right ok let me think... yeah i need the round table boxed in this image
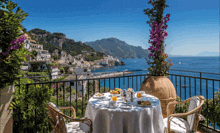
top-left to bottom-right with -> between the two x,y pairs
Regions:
85,93 -> 165,133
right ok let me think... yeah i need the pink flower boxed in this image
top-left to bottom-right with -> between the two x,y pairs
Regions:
153,21 -> 158,25
153,48 -> 159,51
2,52 -> 9,55
163,25 -> 168,29
156,45 -> 160,49
166,14 -> 170,18
148,53 -> 154,57
148,46 -> 154,50
156,41 -> 161,45
8,46 -> 14,50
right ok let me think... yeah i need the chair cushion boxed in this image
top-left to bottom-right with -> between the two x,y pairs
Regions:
66,122 -> 90,133
187,96 -> 200,131
49,102 -> 68,132
163,117 -> 190,133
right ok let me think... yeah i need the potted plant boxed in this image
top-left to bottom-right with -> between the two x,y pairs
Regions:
140,0 -> 176,118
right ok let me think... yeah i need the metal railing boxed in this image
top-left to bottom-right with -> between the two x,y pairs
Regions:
14,69 -> 220,132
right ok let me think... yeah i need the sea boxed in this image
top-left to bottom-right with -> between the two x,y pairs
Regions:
91,56 -> 220,129
91,57 -> 220,100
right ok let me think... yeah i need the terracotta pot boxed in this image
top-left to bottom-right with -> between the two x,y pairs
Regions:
140,76 -> 176,118
0,85 -> 15,133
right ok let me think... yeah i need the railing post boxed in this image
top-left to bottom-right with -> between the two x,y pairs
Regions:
123,71 -> 125,89
200,72 -> 202,95
76,75 -> 78,115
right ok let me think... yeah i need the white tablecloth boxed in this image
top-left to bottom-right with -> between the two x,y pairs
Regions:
85,93 -> 165,133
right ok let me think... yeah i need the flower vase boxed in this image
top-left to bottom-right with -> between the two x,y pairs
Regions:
140,76 -> 176,118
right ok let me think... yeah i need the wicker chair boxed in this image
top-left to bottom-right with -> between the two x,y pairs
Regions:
46,102 -> 92,133
163,95 -> 205,133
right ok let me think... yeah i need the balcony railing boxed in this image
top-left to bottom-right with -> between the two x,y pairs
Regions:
14,69 -> 220,132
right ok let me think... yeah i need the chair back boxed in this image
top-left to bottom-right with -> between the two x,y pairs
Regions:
187,96 -> 200,131
47,102 -> 67,133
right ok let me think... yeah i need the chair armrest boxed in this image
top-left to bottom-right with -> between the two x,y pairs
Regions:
167,97 -> 191,116
58,106 -> 76,118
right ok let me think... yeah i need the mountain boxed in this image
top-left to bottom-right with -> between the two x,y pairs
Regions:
27,28 -> 105,58
84,37 -> 150,59
197,51 -> 219,56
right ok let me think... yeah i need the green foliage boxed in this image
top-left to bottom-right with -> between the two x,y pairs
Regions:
27,72 -> 48,76
63,65 -> 69,74
11,84 -> 53,132
59,66 -> 65,74
51,55 -> 59,60
29,62 -> 46,72
175,93 -> 220,127
29,28 -> 47,34
0,1 -> 30,89
84,53 -> 104,61
13,77 -> 35,85
201,90 -> 220,127
31,50 -> 38,57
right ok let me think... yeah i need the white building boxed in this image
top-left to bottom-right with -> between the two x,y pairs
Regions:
51,66 -> 61,79
36,50 -> 51,61
24,40 -> 43,52
20,62 -> 31,71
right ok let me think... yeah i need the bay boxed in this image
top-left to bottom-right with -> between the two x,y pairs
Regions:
91,57 -> 220,100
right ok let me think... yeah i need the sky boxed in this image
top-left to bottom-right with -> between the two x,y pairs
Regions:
11,0 -> 219,56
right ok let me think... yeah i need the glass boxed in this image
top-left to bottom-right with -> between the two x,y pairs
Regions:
112,96 -> 117,101
137,93 -> 141,98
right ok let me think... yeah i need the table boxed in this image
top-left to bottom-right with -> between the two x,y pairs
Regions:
85,93 -> 165,133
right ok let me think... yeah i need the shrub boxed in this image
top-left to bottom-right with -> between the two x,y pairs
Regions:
0,1 -> 30,89
11,84 -> 53,132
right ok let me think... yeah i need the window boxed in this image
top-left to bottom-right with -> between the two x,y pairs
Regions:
84,69 -> 87,72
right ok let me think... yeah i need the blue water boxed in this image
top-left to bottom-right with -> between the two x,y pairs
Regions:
92,57 -> 220,98
91,57 -> 220,129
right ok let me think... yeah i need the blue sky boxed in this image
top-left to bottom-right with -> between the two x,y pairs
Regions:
12,0 -> 219,56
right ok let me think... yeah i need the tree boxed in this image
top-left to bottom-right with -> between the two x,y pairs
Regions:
31,49 -> 38,59
0,1 -> 30,89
